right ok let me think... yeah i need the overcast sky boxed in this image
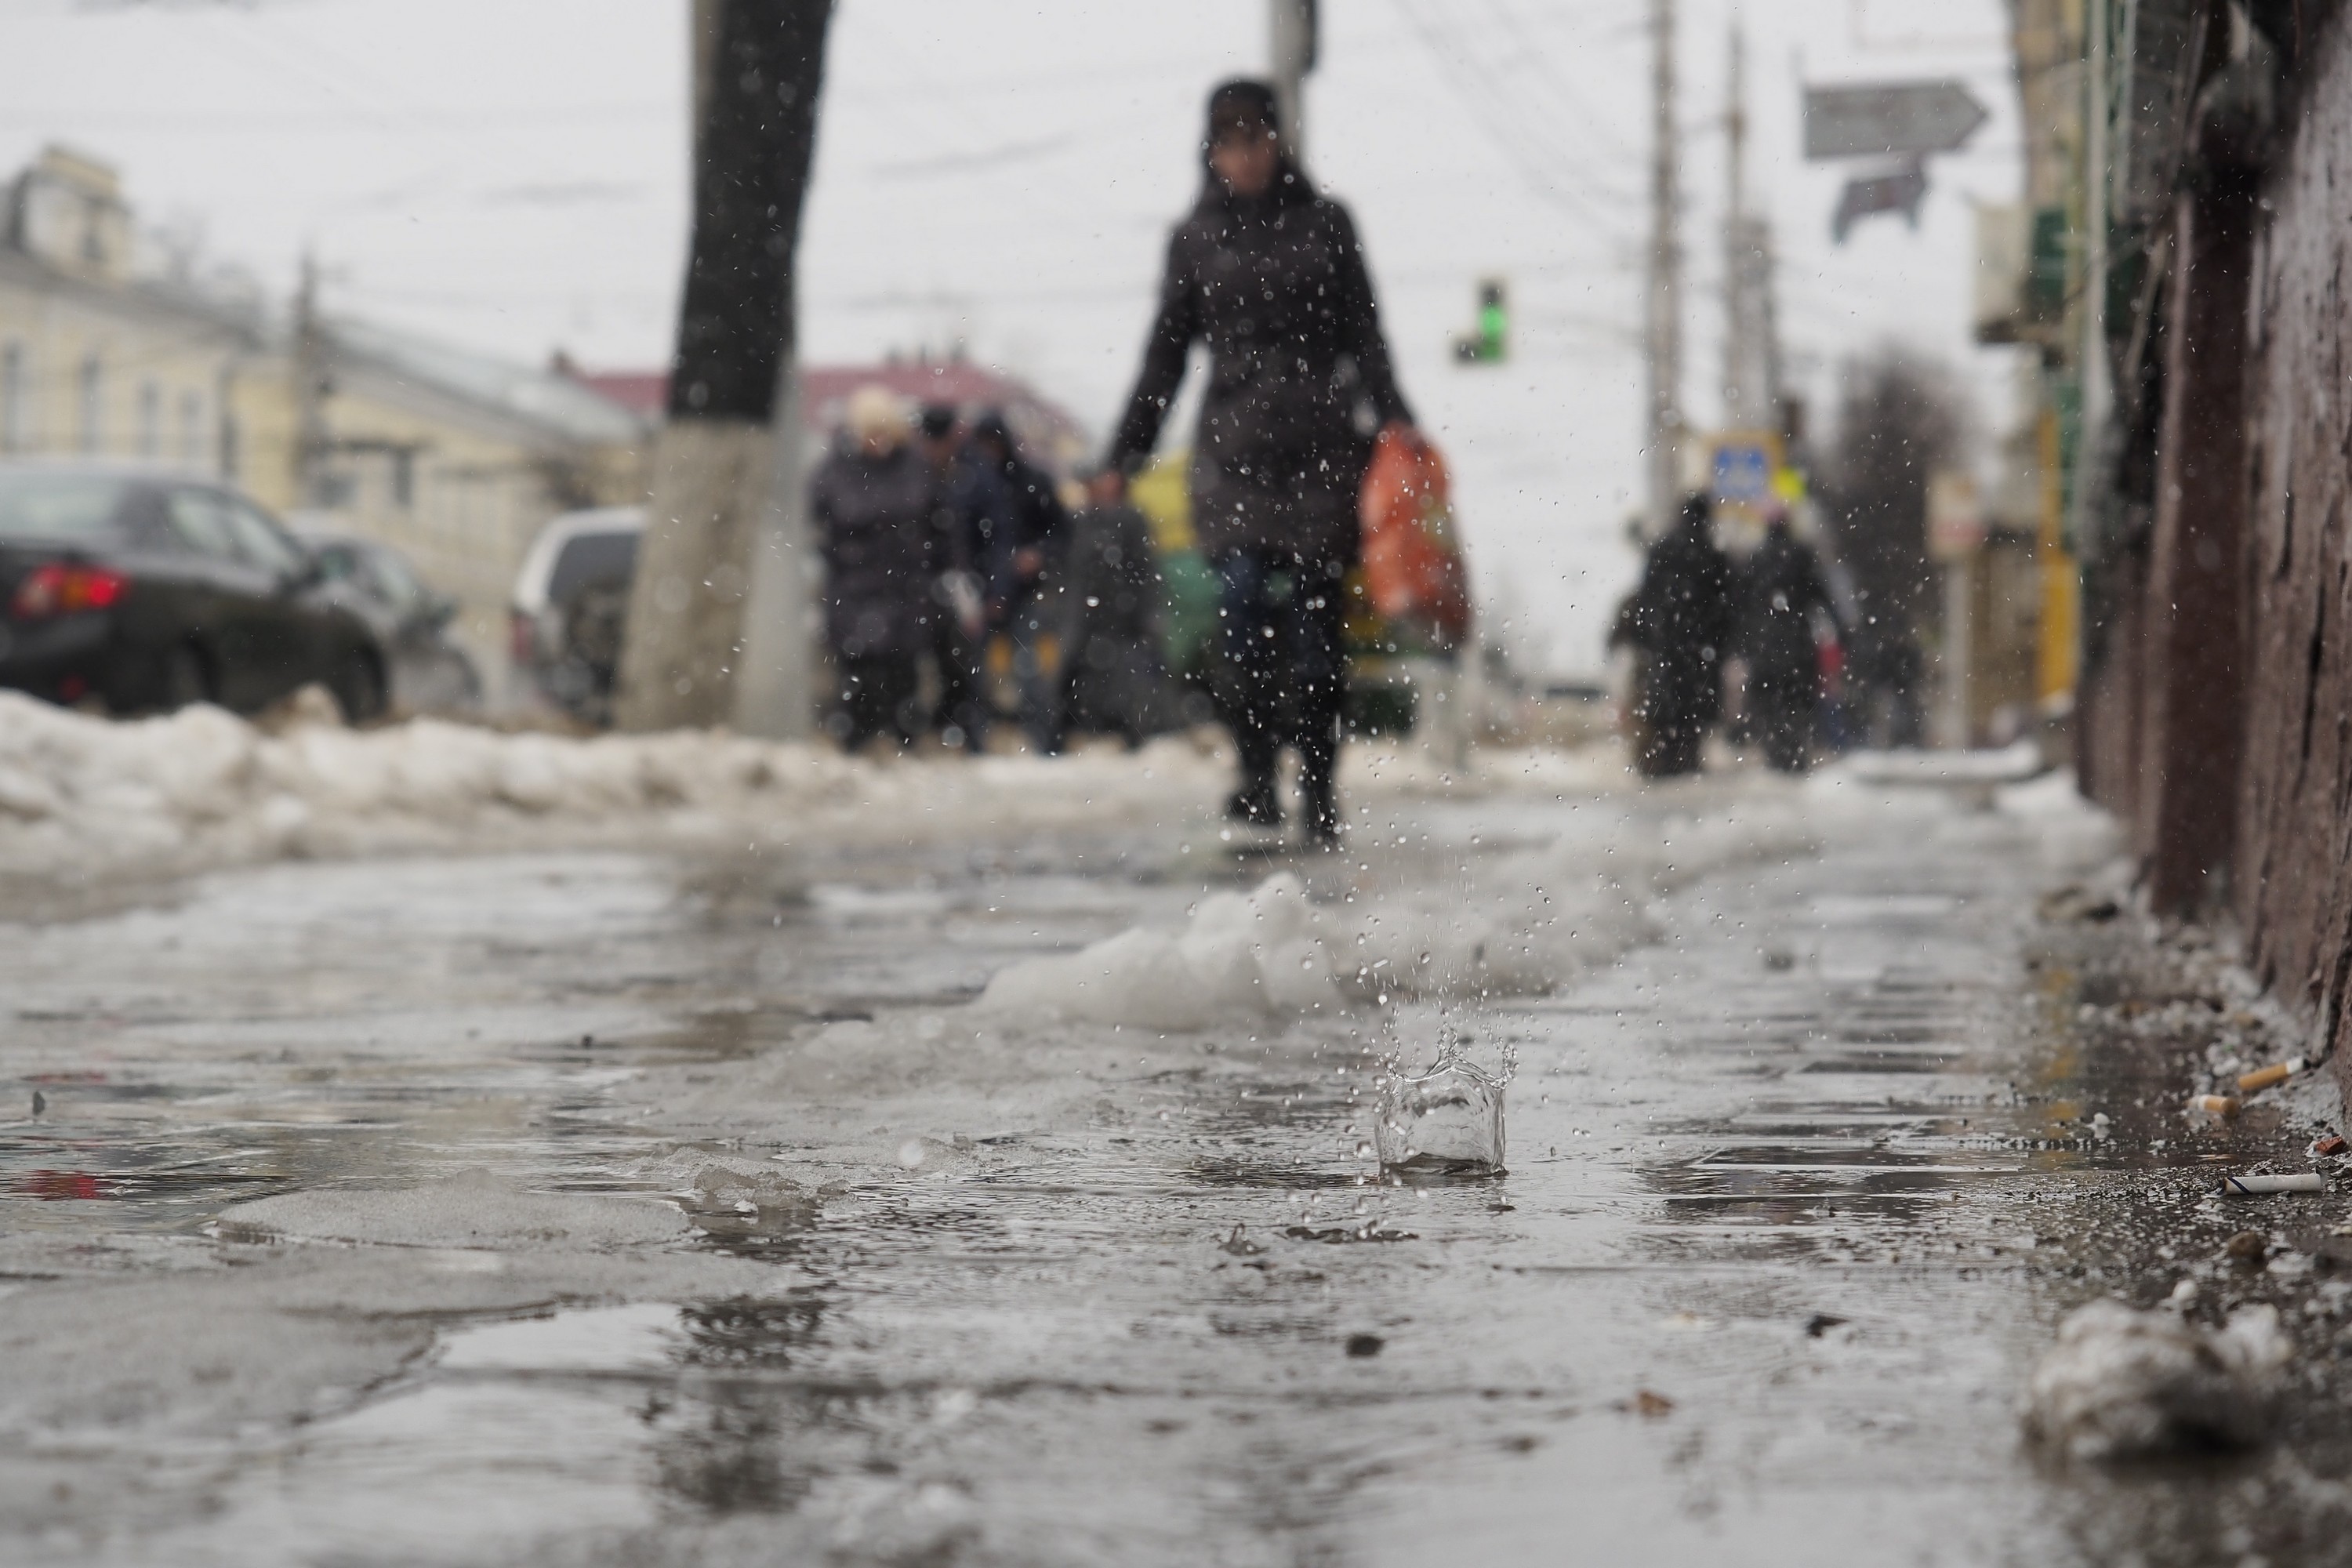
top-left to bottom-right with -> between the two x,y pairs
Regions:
0,0 -> 2021,678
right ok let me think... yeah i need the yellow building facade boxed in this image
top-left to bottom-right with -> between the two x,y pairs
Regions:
0,146 -> 650,704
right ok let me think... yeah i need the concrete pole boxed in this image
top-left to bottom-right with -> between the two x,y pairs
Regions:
1646,0 -> 1683,533
730,368 -> 816,739
1721,24 -> 1772,433
292,250 -> 330,507
1269,0 -> 1315,163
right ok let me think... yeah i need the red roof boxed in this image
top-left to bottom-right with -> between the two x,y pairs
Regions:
572,371 -> 666,419
562,359 -> 1091,471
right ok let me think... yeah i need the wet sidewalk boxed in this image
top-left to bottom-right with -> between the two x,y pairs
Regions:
5,768 -> 2350,1565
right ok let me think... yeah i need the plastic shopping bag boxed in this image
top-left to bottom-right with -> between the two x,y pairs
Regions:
1358,424 -> 1472,652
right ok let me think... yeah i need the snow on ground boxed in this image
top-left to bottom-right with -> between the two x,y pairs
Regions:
0,691 -> 1630,885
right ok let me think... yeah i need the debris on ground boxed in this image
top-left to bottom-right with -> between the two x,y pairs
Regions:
2026,1298 -> 2290,1461
2237,1059 -> 2303,1094
2216,1173 -> 2327,1196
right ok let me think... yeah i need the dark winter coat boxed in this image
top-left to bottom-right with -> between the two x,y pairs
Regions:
812,440 -> 940,659
1737,526 -> 1838,695
1051,502 -> 1178,738
1107,164 -> 1413,567
1627,517 -> 1737,729
980,453 -> 1067,623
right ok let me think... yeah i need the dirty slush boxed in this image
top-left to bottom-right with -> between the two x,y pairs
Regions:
5,713 -> 2352,1564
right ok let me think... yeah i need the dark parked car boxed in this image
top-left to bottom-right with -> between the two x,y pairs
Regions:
510,505 -> 641,725
296,527 -> 481,714
0,461 -> 388,721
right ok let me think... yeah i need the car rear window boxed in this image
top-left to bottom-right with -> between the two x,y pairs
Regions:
0,473 -> 134,543
548,531 -> 637,605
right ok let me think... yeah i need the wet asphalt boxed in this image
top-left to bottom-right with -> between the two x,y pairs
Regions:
6,771 -> 2352,1566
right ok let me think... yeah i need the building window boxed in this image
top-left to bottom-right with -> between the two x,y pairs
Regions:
77,353 -> 103,453
0,343 -> 22,452
390,448 -> 414,510
178,390 -> 202,466
136,380 -> 160,457
219,412 -> 240,481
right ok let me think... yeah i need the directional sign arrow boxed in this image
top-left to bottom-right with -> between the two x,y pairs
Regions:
1804,81 -> 1989,160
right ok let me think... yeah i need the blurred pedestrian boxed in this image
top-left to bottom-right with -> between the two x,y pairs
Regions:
917,402 -> 991,752
967,411 -> 1067,750
1622,494 -> 1735,778
812,386 -> 938,752
1737,510 -> 1841,773
1104,77 -> 1416,844
1048,469 -> 1176,750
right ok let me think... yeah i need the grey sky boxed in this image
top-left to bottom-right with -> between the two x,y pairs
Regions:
0,0 -> 2020,677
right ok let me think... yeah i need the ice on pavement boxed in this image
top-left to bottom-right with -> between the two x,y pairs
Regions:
2025,1298 -> 2291,1459
216,1169 -> 691,1250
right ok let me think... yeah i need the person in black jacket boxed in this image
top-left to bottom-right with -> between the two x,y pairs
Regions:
812,387 -> 939,751
1105,78 -> 1415,844
1622,494 -> 1736,778
917,403 -> 992,753
967,410 -> 1067,750
1737,512 -> 1842,772
1047,469 -> 1178,750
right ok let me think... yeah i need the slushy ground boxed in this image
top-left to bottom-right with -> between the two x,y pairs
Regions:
5,743 -> 2352,1567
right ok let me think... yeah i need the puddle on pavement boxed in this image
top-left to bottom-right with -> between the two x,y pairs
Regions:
20,803 -> 2352,1565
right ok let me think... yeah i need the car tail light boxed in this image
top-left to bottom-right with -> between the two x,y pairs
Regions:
510,608 -> 535,666
11,562 -> 126,619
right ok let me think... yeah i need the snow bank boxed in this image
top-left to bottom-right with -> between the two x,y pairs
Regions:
2026,1298 -> 2289,1459
0,694 -> 1636,885
976,802 -> 1817,1029
0,692 -> 1233,883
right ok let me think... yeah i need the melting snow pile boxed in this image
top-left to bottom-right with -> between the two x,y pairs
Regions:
2026,1298 -> 2290,1459
978,804 -> 1817,1028
978,871 -> 1344,1029
0,691 -> 1229,881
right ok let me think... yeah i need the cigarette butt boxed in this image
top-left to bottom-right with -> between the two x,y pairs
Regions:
2237,1062 -> 2296,1094
2191,1094 -> 2241,1117
2218,1173 -> 2327,1195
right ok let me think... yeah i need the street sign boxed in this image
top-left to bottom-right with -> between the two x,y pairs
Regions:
1832,158 -> 1929,243
1928,470 -> 1986,561
1804,81 -> 1988,160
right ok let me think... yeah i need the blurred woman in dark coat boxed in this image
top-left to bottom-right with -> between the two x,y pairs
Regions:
1737,512 -> 1842,772
1622,494 -> 1736,778
1105,78 -> 1415,844
812,387 -> 938,751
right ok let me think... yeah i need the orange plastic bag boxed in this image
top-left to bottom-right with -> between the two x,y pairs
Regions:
1358,424 -> 1472,652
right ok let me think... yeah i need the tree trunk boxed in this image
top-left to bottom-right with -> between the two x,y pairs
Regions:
615,0 -> 833,734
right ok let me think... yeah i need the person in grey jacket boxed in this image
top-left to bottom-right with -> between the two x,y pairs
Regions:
1105,78 -> 1415,844
812,387 -> 939,751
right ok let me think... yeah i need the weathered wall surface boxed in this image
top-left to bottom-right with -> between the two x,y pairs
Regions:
2238,10 -> 2352,1054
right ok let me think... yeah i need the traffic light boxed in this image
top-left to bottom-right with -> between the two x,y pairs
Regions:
1453,277 -> 1507,364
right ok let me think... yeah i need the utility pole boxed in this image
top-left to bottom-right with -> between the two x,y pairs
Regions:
292,250 -> 331,506
1721,24 -> 1773,432
615,0 -> 835,737
1269,0 -> 1316,162
1646,0 -> 1683,532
